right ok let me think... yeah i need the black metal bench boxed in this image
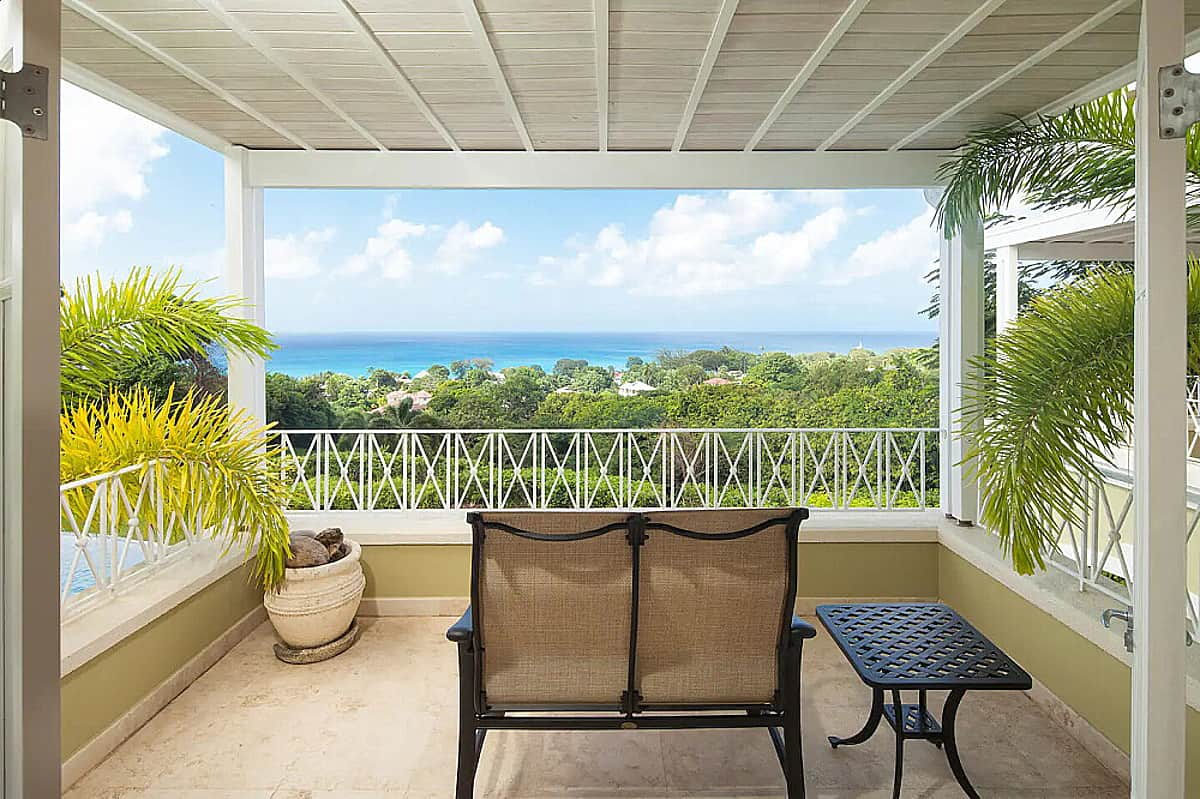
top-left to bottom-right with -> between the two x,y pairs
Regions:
447,508 -> 813,798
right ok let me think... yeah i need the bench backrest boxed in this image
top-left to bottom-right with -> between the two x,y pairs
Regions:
467,508 -> 806,711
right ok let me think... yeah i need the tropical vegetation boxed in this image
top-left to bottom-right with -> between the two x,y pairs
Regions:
936,87 -> 1200,574
59,268 -> 290,590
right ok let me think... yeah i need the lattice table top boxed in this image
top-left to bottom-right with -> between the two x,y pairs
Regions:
815,603 -> 1033,690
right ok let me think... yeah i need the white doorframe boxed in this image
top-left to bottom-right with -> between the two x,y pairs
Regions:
0,0 -> 61,795
1131,0 -> 1188,795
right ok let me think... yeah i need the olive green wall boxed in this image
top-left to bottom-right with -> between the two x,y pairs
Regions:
60,564 -> 262,762
939,547 -> 1200,799
358,541 -> 941,600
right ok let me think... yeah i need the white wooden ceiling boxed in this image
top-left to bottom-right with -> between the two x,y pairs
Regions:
60,0 -> 1200,152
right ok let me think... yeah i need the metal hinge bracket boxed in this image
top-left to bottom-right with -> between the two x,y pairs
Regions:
1160,63 -> 1200,139
0,63 -> 49,139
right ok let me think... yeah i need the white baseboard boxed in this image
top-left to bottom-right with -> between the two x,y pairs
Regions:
358,596 -> 468,617
1026,676 -> 1130,782
62,605 -> 267,789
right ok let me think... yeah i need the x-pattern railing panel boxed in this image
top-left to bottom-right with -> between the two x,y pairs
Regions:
275,428 -> 939,513
60,460 -> 204,618
1046,466 -> 1200,642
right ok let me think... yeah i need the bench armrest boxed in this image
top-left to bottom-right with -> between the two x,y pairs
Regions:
447,606 -> 473,643
790,616 -> 817,641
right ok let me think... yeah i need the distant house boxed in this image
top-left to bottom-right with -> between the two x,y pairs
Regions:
618,380 -> 656,397
386,389 -> 433,411
703,377 -> 733,386
554,386 -> 577,395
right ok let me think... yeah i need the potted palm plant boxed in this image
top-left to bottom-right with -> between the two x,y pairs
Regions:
58,268 -> 364,656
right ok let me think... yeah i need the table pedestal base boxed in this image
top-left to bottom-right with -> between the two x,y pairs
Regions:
828,687 -> 977,799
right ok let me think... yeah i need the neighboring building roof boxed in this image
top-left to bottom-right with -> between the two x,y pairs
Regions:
703,377 -> 733,386
618,381 -> 656,396
554,386 -> 577,394
386,389 -> 433,410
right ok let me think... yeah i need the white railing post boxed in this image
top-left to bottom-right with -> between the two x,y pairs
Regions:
1131,0 -> 1188,793
224,145 -> 266,426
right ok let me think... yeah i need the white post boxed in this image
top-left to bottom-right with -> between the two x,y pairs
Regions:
0,0 -> 61,794
995,245 -> 1019,336
939,211 -> 984,524
1131,0 -> 1187,794
938,227 -> 955,518
224,146 -> 266,425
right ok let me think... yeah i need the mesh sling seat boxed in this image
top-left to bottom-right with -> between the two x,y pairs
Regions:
446,508 -> 815,798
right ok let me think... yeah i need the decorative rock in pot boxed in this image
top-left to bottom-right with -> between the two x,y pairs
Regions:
264,527 -> 365,664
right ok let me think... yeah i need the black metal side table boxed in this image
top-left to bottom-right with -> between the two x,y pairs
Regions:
815,603 -> 1032,799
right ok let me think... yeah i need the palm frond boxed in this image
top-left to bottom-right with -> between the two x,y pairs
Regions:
936,88 -> 1200,236
959,260 -> 1200,574
60,387 -> 291,590
61,267 -> 276,400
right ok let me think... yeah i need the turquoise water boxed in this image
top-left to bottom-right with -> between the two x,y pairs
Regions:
60,534 -> 146,596
265,331 -> 936,378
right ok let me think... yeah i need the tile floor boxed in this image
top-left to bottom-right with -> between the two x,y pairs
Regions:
65,617 -> 1128,798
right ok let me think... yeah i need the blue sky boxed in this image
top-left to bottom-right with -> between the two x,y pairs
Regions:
60,82 -> 939,335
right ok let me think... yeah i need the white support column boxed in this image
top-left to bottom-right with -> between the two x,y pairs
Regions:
937,223 -> 955,518
938,209 -> 984,524
1131,0 -> 1187,795
224,146 -> 266,425
995,244 -> 1019,337
0,1 -> 62,795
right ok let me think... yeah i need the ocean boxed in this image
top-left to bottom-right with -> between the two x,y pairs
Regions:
265,331 -> 937,378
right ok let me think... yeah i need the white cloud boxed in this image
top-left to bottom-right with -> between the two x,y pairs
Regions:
266,227 -> 336,280
61,83 -> 169,246
341,218 -> 427,280
823,208 -> 937,287
340,213 -> 503,281
434,220 -> 504,274
536,191 -> 848,296
62,209 -> 133,251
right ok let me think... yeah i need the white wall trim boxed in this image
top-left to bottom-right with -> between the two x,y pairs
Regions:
289,509 -> 944,546
245,149 -> 951,190
937,522 -> 1200,711
60,545 -> 245,677
61,605 -> 266,790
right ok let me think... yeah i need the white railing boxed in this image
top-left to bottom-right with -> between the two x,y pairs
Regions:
1047,464 -> 1200,643
275,428 -> 941,513
59,460 -> 203,618
1188,375 -> 1200,457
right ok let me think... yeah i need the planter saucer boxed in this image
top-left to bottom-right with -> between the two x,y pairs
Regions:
273,619 -> 360,665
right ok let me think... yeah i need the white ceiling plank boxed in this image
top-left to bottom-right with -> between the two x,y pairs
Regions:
333,0 -> 459,151
246,149 -> 950,189
890,0 -> 1136,150
595,0 -> 608,151
672,0 -> 738,152
816,0 -> 1007,151
460,0 -> 534,151
1033,26 -> 1200,119
744,0 -> 869,152
63,59 -> 231,151
192,0 -> 387,151
63,0 -> 312,149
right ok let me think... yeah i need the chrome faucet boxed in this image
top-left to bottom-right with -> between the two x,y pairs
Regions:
1102,608 -> 1134,653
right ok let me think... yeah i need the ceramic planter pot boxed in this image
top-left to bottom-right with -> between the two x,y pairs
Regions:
264,539 -> 365,649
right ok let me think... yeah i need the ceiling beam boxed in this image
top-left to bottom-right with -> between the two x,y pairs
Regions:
461,0 -> 534,152
63,0 -> 311,149
891,0 -> 1135,150
333,0 -> 459,151
63,59 -> 230,152
594,0 -> 608,151
744,0 -> 869,152
1034,27 -> 1200,119
673,0 -> 739,152
817,0 -> 1006,152
246,149 -> 951,190
194,0 -> 386,151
